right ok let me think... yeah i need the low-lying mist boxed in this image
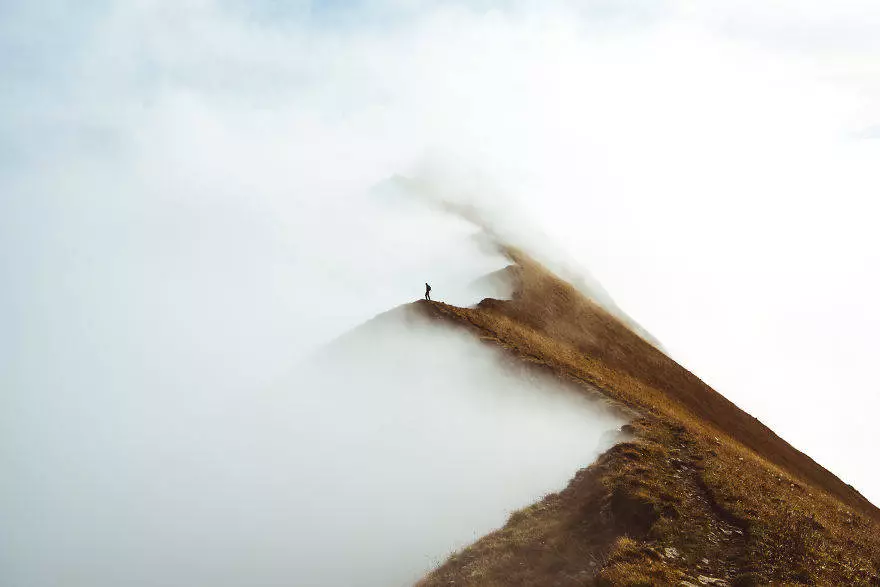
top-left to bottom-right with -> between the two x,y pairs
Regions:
4,300 -> 624,587
5,2 -> 880,584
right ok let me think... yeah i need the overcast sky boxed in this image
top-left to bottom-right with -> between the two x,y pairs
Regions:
2,0 -> 880,583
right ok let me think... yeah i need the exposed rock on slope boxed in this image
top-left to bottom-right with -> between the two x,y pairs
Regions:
416,249 -> 880,586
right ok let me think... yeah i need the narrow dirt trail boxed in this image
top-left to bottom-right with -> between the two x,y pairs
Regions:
665,426 -> 749,583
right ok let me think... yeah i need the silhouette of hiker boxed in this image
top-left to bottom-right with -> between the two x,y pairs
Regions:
425,282 -> 432,301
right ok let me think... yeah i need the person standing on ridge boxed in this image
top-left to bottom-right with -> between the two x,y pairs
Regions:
425,282 -> 432,301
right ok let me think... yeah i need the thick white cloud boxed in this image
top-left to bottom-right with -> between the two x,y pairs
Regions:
1,0 -> 879,584
3,304 -> 623,587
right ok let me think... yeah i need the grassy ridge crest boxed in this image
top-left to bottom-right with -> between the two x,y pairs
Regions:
416,250 -> 880,586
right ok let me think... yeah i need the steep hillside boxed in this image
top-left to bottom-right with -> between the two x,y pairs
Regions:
416,249 -> 880,586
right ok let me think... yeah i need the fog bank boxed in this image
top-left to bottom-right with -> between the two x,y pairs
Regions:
3,302 -> 624,587
3,2 -> 880,584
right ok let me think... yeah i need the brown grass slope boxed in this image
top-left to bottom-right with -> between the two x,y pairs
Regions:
416,250 -> 880,586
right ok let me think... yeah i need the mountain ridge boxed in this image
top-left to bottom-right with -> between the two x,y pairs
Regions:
414,248 -> 880,586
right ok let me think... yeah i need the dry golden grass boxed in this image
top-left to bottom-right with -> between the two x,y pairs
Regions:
416,249 -> 880,586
